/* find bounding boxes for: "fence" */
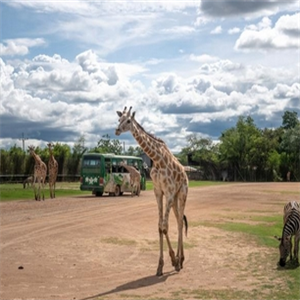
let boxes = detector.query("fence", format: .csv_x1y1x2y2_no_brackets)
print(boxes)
0,174,80,184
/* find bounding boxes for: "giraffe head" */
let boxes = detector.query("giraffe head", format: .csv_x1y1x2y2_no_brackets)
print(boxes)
47,142,54,151
28,145,35,154
115,106,135,136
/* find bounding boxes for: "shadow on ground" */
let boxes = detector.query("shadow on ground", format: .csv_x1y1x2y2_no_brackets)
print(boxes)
80,271,177,300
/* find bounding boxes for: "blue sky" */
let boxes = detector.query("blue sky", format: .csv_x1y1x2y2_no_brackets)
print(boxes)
0,0,299,153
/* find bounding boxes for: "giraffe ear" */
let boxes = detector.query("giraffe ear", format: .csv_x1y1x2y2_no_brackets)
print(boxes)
117,111,122,117
132,111,136,119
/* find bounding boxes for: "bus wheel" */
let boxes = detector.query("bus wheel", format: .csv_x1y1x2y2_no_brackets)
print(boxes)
95,191,103,197
115,185,121,197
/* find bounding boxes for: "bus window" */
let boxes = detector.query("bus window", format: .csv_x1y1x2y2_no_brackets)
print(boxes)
105,158,111,173
83,159,100,166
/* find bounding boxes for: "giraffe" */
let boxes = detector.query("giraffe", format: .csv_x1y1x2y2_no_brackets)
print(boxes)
47,142,59,199
115,106,188,276
120,161,141,197
28,145,47,201
23,176,33,189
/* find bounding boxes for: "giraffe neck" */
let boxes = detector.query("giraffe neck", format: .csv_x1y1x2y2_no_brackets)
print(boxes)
32,152,42,164
131,120,167,163
122,164,134,172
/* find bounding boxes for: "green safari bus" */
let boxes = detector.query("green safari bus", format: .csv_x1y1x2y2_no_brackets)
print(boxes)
80,153,146,196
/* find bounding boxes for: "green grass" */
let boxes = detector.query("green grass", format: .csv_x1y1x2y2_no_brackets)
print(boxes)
0,182,89,201
192,214,300,300
0,180,226,202
101,237,137,246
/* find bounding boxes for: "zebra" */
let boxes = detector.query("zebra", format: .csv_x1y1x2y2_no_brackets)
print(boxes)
275,201,300,267
283,201,300,224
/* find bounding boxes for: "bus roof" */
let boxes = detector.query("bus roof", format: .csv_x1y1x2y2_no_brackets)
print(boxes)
82,153,143,160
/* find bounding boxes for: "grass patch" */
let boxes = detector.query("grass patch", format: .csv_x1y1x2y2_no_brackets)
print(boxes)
101,237,137,246
262,189,300,195
0,182,89,202
1,180,228,202
141,239,197,251
192,213,299,299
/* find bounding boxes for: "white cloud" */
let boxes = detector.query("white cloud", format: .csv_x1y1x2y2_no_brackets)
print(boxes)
189,54,219,64
235,13,300,51
228,27,241,35
0,38,46,56
1,2,299,151
210,26,222,34
5,1,197,14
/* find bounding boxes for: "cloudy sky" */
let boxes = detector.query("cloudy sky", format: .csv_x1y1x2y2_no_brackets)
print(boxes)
1,0,299,153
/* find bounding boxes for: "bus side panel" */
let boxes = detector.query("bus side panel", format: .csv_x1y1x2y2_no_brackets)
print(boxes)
103,172,132,193
80,168,103,193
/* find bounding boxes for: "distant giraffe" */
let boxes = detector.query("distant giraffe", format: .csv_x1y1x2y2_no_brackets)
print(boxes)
120,161,141,196
28,146,47,201
23,176,33,189
115,106,188,276
47,142,58,199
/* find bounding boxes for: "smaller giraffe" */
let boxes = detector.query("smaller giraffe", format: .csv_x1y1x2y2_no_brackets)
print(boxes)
28,145,47,201
120,161,141,197
47,142,59,199
23,176,33,189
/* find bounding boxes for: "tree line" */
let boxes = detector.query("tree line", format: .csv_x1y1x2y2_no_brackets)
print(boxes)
0,111,299,182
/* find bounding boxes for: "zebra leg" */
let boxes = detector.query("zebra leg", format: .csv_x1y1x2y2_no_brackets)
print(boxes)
294,234,299,265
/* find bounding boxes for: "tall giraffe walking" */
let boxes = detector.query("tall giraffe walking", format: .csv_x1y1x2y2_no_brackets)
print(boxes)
47,142,58,199
120,161,141,197
115,106,188,276
28,146,47,201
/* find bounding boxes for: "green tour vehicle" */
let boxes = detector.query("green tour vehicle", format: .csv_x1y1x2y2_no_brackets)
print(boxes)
80,153,147,196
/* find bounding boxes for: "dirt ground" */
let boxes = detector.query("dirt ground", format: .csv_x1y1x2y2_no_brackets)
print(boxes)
0,182,299,300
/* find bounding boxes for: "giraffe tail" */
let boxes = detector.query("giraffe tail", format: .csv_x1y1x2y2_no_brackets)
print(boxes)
183,215,188,237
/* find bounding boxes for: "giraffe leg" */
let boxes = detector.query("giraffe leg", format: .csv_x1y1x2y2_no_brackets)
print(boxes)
163,196,178,269
50,183,53,199
42,180,45,200
172,191,187,271
32,177,38,200
155,190,164,276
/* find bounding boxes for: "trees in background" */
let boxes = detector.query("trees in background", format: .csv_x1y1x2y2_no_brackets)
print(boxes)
0,111,299,182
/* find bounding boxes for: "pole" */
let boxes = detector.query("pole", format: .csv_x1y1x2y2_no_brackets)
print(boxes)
19,133,28,152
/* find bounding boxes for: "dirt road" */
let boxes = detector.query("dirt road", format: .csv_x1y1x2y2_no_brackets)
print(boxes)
0,182,299,300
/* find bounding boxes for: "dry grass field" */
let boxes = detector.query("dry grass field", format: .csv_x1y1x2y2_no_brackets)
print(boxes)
0,182,299,300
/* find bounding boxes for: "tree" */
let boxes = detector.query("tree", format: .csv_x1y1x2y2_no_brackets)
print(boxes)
282,111,299,130
280,123,300,181
53,143,71,176
90,134,122,154
9,145,26,175
179,134,219,179
68,136,87,176
219,116,262,181
126,146,143,156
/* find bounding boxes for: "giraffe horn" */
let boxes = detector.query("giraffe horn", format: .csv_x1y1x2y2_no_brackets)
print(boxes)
123,106,127,114
127,106,132,116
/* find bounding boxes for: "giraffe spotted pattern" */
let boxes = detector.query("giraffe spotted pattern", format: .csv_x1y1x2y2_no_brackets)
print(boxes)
115,106,188,276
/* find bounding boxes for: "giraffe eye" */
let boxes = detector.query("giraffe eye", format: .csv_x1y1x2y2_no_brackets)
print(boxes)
127,120,130,124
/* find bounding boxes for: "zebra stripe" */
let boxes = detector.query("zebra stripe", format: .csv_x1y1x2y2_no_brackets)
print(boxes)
277,203,300,267
283,201,300,224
